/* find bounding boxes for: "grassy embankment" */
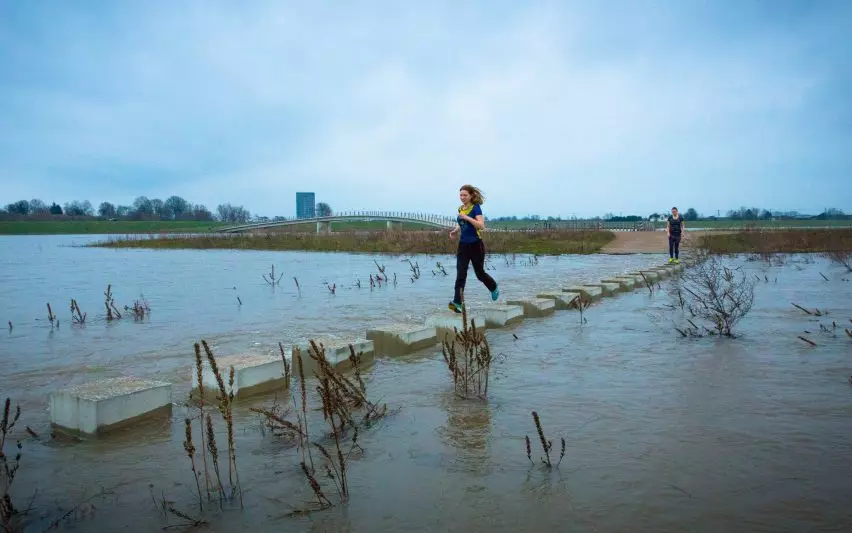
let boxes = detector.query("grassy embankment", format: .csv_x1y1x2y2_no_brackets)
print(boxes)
91,229,616,255
698,229,852,253
0,220,227,235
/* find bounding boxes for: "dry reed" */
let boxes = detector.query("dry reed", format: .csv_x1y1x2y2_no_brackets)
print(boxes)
569,294,591,324
305,342,380,503
126,296,150,320
70,299,86,325
1,398,22,532
103,284,122,321
526,411,565,469
200,340,243,508
46,303,56,328
182,419,203,510
93,228,615,255
205,414,225,504
700,229,852,255
440,294,493,399
263,264,284,285
798,336,817,347
192,343,212,503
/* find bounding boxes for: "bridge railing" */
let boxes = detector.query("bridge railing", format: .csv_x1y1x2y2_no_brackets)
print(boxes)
222,212,657,232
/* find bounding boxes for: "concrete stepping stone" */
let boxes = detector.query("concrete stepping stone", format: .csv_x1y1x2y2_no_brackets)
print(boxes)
481,303,524,327
584,282,622,297
49,376,172,437
563,286,603,301
506,298,556,317
629,270,661,282
601,277,635,291
613,275,645,287
425,310,487,341
366,324,438,356
536,291,579,310
193,353,288,399
292,338,374,374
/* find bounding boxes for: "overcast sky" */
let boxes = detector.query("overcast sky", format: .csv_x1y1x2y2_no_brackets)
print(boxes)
1,0,850,218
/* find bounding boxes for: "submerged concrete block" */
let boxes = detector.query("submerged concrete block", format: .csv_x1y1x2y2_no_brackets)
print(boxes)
584,282,621,297
426,310,487,341
564,285,603,301
602,277,635,291
630,270,660,283
193,354,287,399
366,324,438,356
614,275,644,288
536,291,579,310
49,377,172,436
481,303,525,327
292,339,374,374
506,298,556,317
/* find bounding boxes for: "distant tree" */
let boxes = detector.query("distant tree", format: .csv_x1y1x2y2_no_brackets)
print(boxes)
164,195,189,219
649,213,662,221
49,202,63,215
133,196,153,216
316,202,333,217
116,205,132,217
5,200,30,215
759,209,772,220
728,207,761,220
29,199,49,215
816,208,845,219
98,202,117,218
148,198,165,219
191,204,214,221
63,200,93,216
217,203,250,223
684,208,699,221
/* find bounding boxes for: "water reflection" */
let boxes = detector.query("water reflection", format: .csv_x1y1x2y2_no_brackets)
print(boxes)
437,392,493,475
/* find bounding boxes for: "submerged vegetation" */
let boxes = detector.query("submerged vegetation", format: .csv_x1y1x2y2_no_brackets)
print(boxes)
677,254,757,337
90,229,615,255
441,298,494,400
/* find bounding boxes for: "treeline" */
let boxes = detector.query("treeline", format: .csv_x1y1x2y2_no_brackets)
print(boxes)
1,196,254,223
490,207,849,222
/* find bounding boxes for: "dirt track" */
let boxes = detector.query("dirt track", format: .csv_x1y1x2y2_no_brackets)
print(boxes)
601,231,705,254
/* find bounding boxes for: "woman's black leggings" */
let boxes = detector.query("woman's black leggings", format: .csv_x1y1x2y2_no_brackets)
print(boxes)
669,235,681,258
454,241,497,303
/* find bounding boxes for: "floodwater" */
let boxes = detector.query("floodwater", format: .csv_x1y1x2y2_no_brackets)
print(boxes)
1,235,851,532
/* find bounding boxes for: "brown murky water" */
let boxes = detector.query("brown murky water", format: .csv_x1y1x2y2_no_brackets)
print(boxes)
2,237,852,532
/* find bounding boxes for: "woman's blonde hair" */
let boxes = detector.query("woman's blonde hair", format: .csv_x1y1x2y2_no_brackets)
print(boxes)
460,184,485,205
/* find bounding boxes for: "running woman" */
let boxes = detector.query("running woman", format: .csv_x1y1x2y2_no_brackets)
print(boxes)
448,185,499,313
666,206,684,263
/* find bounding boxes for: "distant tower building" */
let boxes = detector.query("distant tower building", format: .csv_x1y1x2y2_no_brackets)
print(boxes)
296,192,316,219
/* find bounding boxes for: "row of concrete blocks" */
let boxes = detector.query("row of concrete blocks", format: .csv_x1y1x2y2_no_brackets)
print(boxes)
49,263,683,436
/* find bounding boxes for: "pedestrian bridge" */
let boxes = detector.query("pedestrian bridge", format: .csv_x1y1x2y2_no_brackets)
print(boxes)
220,210,656,233
221,211,457,233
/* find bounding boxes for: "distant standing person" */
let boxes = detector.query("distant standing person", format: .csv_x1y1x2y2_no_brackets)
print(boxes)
448,185,499,313
666,206,684,263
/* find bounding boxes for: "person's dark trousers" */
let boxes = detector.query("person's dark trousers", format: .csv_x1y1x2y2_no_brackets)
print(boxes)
669,235,681,259
454,241,497,303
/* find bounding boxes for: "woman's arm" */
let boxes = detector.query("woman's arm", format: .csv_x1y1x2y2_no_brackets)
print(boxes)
459,213,486,230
